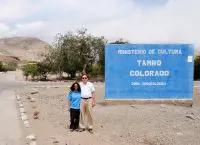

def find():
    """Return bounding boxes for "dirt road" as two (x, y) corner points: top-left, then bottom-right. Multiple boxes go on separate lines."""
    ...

(0, 72), (23, 145)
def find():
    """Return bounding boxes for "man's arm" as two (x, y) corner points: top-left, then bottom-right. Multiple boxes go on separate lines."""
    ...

(91, 91), (96, 107)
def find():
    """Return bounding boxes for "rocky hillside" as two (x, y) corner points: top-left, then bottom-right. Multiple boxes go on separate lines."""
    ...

(0, 37), (50, 61)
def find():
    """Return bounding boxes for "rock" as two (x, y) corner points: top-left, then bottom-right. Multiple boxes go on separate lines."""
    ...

(24, 120), (29, 124)
(160, 104), (166, 108)
(30, 97), (36, 102)
(26, 134), (37, 141)
(130, 105), (137, 109)
(197, 115), (200, 120)
(21, 113), (25, 117)
(33, 111), (39, 116)
(186, 115), (195, 120)
(176, 132), (183, 136)
(20, 108), (25, 113)
(53, 140), (59, 144)
(21, 114), (28, 121)
(25, 123), (30, 128)
(33, 116), (39, 119)
(46, 86), (50, 89)
(29, 141), (37, 145)
(186, 112), (195, 120)
(33, 110), (40, 119)
(19, 103), (24, 107)
(32, 106), (37, 109)
(50, 136), (56, 139)
(53, 86), (59, 88)
(30, 91), (39, 94)
(24, 120), (30, 128)
(16, 95), (21, 101)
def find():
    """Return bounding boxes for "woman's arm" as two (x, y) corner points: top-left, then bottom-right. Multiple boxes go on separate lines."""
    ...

(67, 91), (72, 111)
(67, 100), (71, 111)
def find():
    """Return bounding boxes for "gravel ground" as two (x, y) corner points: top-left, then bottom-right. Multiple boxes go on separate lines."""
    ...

(16, 85), (200, 145)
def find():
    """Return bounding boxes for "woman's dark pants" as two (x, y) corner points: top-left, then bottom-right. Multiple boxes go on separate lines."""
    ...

(70, 108), (80, 130)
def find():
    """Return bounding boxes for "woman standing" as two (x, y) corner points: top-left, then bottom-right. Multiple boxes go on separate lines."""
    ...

(67, 82), (81, 131)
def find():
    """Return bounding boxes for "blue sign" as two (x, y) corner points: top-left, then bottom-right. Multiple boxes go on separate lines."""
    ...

(105, 44), (194, 99)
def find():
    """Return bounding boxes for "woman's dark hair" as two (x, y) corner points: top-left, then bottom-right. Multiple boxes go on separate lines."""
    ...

(70, 82), (81, 92)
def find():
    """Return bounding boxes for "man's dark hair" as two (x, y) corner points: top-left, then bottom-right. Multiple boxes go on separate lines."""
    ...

(82, 73), (88, 78)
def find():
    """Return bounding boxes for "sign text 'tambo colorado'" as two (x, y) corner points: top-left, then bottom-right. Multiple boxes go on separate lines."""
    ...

(105, 44), (194, 99)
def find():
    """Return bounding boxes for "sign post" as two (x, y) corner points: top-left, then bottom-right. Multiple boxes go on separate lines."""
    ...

(105, 44), (194, 100)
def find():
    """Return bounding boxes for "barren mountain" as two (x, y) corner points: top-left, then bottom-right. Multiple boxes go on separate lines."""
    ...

(0, 37), (50, 61)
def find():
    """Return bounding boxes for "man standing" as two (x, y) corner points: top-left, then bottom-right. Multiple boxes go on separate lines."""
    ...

(79, 73), (95, 133)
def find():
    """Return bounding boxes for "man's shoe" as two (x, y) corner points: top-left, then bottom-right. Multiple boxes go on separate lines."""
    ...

(88, 128), (93, 134)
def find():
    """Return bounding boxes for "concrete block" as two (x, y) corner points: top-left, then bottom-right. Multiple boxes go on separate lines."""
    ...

(21, 112), (25, 117)
(21, 114), (28, 121)
(16, 95), (21, 101)
(30, 97), (36, 102)
(26, 134), (36, 141)
(24, 121), (30, 128)
(24, 120), (29, 124)
(20, 108), (25, 113)
(19, 103), (24, 107)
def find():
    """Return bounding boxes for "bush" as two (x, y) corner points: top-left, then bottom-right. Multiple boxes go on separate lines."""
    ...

(0, 61), (5, 72)
(22, 61), (52, 81)
(22, 62), (38, 80)
(36, 61), (51, 80)
(3, 61), (18, 71)
(194, 56), (200, 80)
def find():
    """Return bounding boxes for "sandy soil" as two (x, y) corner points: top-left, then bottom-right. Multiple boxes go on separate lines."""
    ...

(16, 84), (200, 145)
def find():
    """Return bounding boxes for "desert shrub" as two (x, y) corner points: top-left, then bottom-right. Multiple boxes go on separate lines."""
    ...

(22, 62), (38, 79)
(3, 61), (18, 71)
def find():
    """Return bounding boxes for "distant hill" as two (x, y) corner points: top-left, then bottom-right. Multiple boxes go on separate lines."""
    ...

(0, 37), (50, 61)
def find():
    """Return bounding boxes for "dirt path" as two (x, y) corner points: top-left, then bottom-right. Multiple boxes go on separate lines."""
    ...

(0, 72), (23, 145)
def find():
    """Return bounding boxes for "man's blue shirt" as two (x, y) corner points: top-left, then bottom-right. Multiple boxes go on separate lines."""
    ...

(67, 91), (81, 109)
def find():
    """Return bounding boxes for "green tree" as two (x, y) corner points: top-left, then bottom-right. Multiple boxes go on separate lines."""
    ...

(91, 64), (101, 76)
(194, 56), (200, 80)
(110, 38), (129, 44)
(0, 61), (5, 72)
(22, 62), (38, 80)
(52, 28), (106, 78)
(3, 61), (18, 71)
(35, 60), (52, 80)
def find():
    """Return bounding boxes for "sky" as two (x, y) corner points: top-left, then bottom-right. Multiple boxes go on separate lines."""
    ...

(0, 0), (200, 50)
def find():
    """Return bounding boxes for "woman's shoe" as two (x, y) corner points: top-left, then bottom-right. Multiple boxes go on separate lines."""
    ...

(78, 128), (85, 132)
(74, 128), (79, 132)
